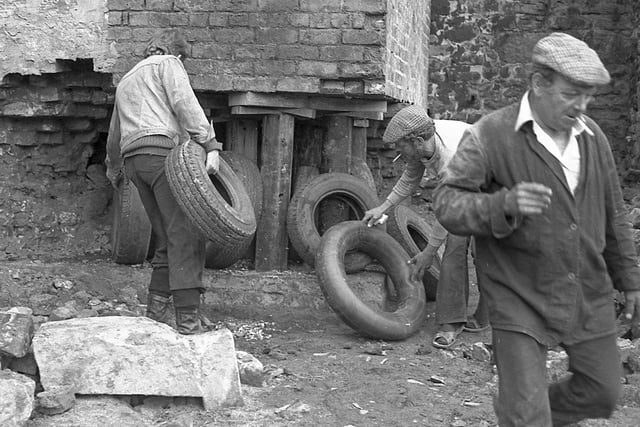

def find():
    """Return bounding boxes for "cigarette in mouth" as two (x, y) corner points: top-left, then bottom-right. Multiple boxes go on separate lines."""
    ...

(575, 115), (594, 136)
(392, 153), (402, 162)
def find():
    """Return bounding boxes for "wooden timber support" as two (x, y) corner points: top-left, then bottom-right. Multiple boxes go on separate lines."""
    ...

(227, 91), (386, 271)
(255, 113), (295, 271)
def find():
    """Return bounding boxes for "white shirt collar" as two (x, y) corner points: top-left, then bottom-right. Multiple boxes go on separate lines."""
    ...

(515, 91), (594, 137)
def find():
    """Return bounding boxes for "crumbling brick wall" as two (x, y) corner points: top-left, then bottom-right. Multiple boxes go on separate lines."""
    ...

(428, 0), (638, 174)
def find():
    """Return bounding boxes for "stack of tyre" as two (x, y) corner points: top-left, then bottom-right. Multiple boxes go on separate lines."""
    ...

(286, 172), (442, 340)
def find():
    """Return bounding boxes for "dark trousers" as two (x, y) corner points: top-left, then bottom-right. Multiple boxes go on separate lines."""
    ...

(435, 234), (488, 325)
(493, 329), (621, 426)
(124, 154), (206, 294)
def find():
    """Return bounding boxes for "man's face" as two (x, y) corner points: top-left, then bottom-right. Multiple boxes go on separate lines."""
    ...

(395, 135), (435, 163)
(533, 73), (597, 133)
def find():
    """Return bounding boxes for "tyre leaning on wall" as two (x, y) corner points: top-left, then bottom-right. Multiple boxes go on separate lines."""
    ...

(286, 172), (381, 272)
(165, 140), (257, 247)
(315, 220), (426, 340)
(205, 151), (263, 269)
(111, 177), (152, 265)
(385, 204), (442, 301)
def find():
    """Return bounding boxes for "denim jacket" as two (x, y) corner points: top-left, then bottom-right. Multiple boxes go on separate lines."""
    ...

(434, 103), (640, 346)
(105, 55), (211, 185)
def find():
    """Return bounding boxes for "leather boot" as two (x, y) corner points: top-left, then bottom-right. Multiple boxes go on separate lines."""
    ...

(175, 306), (202, 335)
(146, 293), (171, 325)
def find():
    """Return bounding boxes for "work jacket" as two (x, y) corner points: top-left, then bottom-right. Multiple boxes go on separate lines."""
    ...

(434, 103), (640, 346)
(105, 55), (210, 185)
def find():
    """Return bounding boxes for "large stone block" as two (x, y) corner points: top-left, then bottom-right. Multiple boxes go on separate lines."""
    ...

(0, 307), (34, 358)
(0, 369), (35, 427)
(33, 316), (243, 410)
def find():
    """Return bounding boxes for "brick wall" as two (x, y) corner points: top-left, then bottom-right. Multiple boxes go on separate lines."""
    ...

(384, 0), (431, 106)
(105, 0), (424, 100)
(427, 0), (637, 172)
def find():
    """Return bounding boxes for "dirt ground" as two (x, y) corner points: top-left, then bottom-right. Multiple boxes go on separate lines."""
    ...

(2, 257), (640, 427)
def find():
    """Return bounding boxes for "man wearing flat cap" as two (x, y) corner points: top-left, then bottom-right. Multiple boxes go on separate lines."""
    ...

(434, 32), (640, 425)
(363, 105), (489, 350)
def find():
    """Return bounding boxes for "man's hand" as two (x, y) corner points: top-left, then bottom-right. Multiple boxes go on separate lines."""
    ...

(504, 182), (553, 217)
(362, 203), (391, 227)
(623, 289), (640, 325)
(206, 150), (220, 175)
(107, 170), (123, 190)
(408, 248), (436, 283)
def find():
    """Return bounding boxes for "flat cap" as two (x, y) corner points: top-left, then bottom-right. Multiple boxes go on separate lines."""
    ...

(532, 32), (610, 86)
(383, 105), (435, 144)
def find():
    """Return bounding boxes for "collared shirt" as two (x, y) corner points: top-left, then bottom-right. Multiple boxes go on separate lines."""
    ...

(515, 91), (591, 194)
(434, 102), (640, 346)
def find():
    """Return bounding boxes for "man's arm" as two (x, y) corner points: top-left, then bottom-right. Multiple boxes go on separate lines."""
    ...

(160, 57), (222, 152)
(434, 130), (520, 238)
(105, 105), (123, 188)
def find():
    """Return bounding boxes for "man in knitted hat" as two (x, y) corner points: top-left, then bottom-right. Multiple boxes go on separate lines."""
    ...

(106, 29), (222, 334)
(363, 105), (489, 349)
(434, 32), (640, 425)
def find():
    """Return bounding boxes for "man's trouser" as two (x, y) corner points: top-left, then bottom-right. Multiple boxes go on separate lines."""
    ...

(493, 329), (621, 426)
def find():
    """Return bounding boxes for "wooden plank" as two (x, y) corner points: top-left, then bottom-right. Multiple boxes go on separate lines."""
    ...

(231, 106), (316, 119)
(329, 111), (384, 120)
(323, 116), (352, 173)
(255, 113), (295, 271)
(229, 91), (387, 113)
(226, 119), (259, 164)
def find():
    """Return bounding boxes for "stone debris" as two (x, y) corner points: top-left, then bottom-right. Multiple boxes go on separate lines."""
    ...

(0, 307), (34, 358)
(35, 385), (76, 415)
(236, 350), (265, 387)
(0, 369), (35, 426)
(33, 316), (244, 410)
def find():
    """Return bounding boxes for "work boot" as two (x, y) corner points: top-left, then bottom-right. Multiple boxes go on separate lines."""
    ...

(175, 306), (202, 335)
(146, 293), (171, 325)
